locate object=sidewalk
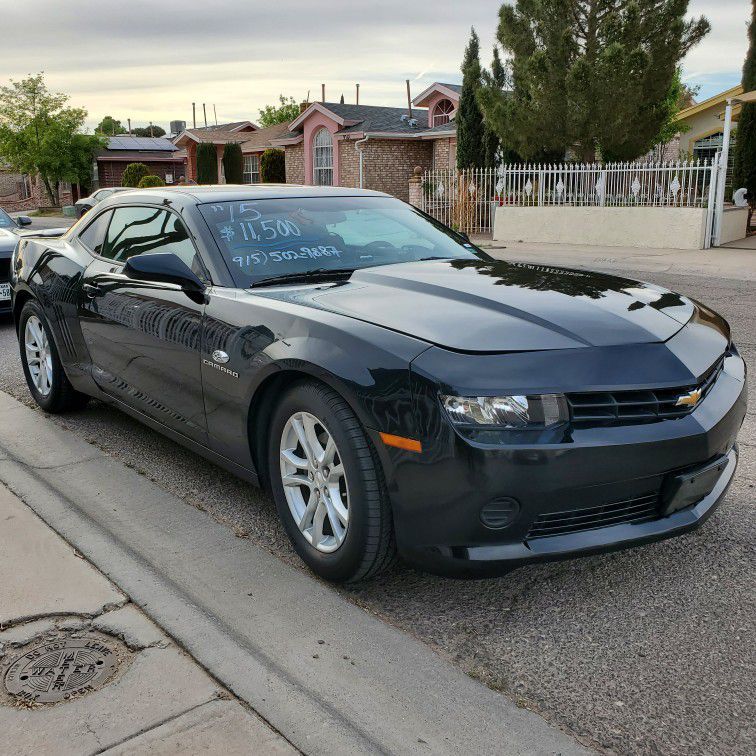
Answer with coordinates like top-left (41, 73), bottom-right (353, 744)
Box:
top-left (0, 483), bottom-right (296, 755)
top-left (0, 389), bottom-right (591, 756)
top-left (473, 238), bottom-right (756, 280)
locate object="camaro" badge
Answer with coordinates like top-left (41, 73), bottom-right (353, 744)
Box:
top-left (675, 388), bottom-right (702, 407)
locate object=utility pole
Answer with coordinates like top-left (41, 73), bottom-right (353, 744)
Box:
top-left (127, 118), bottom-right (132, 134)
top-left (356, 83), bottom-right (360, 104)
top-left (192, 102), bottom-right (196, 129)
top-left (149, 121), bottom-right (154, 138)
top-left (321, 84), bottom-right (325, 103)
top-left (213, 104), bottom-right (218, 126)
top-left (203, 103), bottom-right (207, 128)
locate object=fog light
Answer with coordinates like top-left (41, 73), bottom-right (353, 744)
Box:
top-left (480, 497), bottom-right (520, 529)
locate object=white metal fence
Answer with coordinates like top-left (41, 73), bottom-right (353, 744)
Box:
top-left (420, 157), bottom-right (719, 236)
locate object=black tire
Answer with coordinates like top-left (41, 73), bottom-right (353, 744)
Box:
top-left (18, 300), bottom-right (90, 413)
top-left (268, 380), bottom-right (396, 583)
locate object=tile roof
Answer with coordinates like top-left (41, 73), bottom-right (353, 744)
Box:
top-left (192, 120), bottom-right (255, 132)
top-left (240, 122), bottom-right (296, 152)
top-left (183, 128), bottom-right (252, 143)
top-left (277, 102), bottom-right (429, 140)
top-left (418, 121), bottom-right (457, 136)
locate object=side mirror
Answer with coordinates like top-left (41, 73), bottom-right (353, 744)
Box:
top-left (124, 252), bottom-right (205, 291)
top-left (17, 216), bottom-right (32, 227)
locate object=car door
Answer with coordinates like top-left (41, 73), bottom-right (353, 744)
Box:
top-left (78, 205), bottom-right (209, 444)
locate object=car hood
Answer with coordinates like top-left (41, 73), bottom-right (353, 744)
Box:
top-left (0, 227), bottom-right (18, 254)
top-left (290, 259), bottom-right (696, 352)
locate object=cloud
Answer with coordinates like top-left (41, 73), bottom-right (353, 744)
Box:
top-left (0, 0), bottom-right (748, 129)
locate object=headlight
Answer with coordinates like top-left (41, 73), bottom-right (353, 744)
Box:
top-left (441, 394), bottom-right (568, 429)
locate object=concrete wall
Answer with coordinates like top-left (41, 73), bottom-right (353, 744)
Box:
top-left (493, 206), bottom-right (711, 249)
top-left (719, 207), bottom-right (748, 245)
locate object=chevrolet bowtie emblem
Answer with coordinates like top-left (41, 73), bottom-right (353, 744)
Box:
top-left (675, 388), bottom-right (702, 407)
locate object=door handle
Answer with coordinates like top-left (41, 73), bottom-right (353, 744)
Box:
top-left (82, 282), bottom-right (102, 298)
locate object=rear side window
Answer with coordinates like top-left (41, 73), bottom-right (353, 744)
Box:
top-left (78, 210), bottom-right (112, 255)
top-left (101, 206), bottom-right (198, 268)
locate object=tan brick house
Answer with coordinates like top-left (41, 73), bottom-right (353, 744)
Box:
top-left (171, 83), bottom-right (461, 201)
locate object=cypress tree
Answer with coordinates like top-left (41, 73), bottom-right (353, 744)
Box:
top-left (456, 28), bottom-right (486, 169)
top-left (196, 142), bottom-right (218, 184)
top-left (733, 0), bottom-right (756, 210)
top-left (482, 47), bottom-right (506, 167)
top-left (222, 142), bottom-right (243, 184)
top-left (480, 0), bottom-right (710, 162)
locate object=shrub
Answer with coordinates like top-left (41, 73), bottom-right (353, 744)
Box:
top-left (260, 149), bottom-right (285, 183)
top-left (222, 143), bottom-right (244, 184)
top-left (137, 174), bottom-right (165, 188)
top-left (196, 143), bottom-right (218, 184)
top-left (121, 162), bottom-right (151, 187)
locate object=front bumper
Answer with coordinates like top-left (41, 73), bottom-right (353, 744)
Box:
top-left (373, 352), bottom-right (747, 578)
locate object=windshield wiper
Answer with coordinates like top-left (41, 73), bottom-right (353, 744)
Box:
top-left (249, 267), bottom-right (356, 288)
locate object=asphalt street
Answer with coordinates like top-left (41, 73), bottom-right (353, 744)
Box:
top-left (0, 236), bottom-right (753, 754)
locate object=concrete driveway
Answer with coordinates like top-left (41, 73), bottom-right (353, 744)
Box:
top-left (0, 246), bottom-right (753, 754)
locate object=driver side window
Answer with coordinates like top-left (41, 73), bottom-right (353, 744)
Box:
top-left (101, 207), bottom-right (204, 277)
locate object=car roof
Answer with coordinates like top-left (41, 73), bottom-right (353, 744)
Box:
top-left (102, 184), bottom-right (392, 206)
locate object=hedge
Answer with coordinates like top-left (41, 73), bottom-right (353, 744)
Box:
top-left (260, 149), bottom-right (285, 183)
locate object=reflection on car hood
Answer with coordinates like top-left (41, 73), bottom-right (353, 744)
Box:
top-left (293, 259), bottom-right (696, 352)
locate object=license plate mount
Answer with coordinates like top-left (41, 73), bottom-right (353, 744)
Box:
top-left (660, 455), bottom-right (728, 516)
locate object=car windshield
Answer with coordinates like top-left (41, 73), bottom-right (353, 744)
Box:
top-left (198, 196), bottom-right (484, 287)
top-left (0, 208), bottom-right (16, 228)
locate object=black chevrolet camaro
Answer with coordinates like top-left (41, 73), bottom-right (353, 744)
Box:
top-left (10, 186), bottom-right (747, 582)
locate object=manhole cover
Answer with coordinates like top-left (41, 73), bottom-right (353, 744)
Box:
top-left (4, 636), bottom-right (118, 704)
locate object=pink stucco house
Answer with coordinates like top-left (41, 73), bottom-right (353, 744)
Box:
top-left (173, 82), bottom-right (461, 201)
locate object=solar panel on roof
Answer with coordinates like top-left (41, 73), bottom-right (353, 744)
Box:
top-left (106, 136), bottom-right (177, 151)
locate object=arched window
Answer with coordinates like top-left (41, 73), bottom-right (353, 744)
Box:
top-left (432, 99), bottom-right (454, 127)
top-left (313, 128), bottom-right (333, 186)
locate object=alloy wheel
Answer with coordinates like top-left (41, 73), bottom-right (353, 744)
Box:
top-left (279, 411), bottom-right (349, 553)
top-left (25, 315), bottom-right (53, 397)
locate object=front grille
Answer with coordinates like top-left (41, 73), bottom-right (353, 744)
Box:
top-left (566, 358), bottom-right (723, 427)
top-left (526, 493), bottom-right (660, 540)
top-left (0, 257), bottom-right (10, 283)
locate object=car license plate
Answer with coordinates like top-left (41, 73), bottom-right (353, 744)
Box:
top-left (0, 283), bottom-right (10, 301)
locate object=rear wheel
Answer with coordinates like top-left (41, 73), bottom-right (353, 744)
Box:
top-left (268, 381), bottom-right (396, 583)
top-left (18, 300), bottom-right (89, 413)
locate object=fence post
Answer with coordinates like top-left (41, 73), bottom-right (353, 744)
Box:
top-left (408, 166), bottom-right (423, 210)
top-left (537, 165), bottom-right (545, 206)
top-left (704, 154), bottom-right (719, 250)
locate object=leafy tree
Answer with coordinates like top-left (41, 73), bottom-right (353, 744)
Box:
top-left (258, 95), bottom-right (301, 128)
top-left (222, 142), bottom-right (243, 183)
top-left (137, 174), bottom-right (165, 188)
top-left (96, 115), bottom-right (124, 135)
top-left (260, 149), bottom-right (285, 183)
top-left (0, 73), bottom-right (104, 205)
top-left (457, 28), bottom-right (487, 169)
top-left (196, 142), bottom-right (218, 184)
top-left (734, 0), bottom-right (756, 209)
top-left (481, 0), bottom-right (710, 163)
top-left (122, 162), bottom-right (151, 187)
top-left (132, 125), bottom-right (166, 138)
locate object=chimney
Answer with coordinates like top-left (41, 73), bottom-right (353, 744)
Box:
top-left (149, 121), bottom-right (154, 138)
top-left (321, 83), bottom-right (325, 103)
top-left (406, 80), bottom-right (413, 119)
top-left (127, 118), bottom-right (132, 134)
top-left (356, 83), bottom-right (360, 105)
top-left (192, 102), bottom-right (196, 129)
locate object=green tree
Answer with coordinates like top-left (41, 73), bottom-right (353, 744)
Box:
top-left (482, 46), bottom-right (507, 167)
top-left (258, 95), bottom-right (301, 127)
top-left (121, 162), bottom-right (151, 187)
top-left (260, 149), bottom-right (285, 182)
top-left (222, 142), bottom-right (243, 183)
top-left (132, 125), bottom-right (166, 138)
top-left (137, 174), bottom-right (165, 188)
top-left (196, 143), bottom-right (218, 184)
top-left (96, 115), bottom-right (124, 135)
top-left (734, 1), bottom-right (756, 209)
top-left (0, 73), bottom-right (104, 205)
top-left (481, 0), bottom-right (710, 163)
top-left (457, 28), bottom-right (487, 169)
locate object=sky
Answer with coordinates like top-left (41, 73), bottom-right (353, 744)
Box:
top-left (0, 1), bottom-right (750, 132)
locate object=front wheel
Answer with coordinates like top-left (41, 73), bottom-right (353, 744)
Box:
top-left (268, 381), bottom-right (396, 583)
top-left (18, 300), bottom-right (89, 413)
